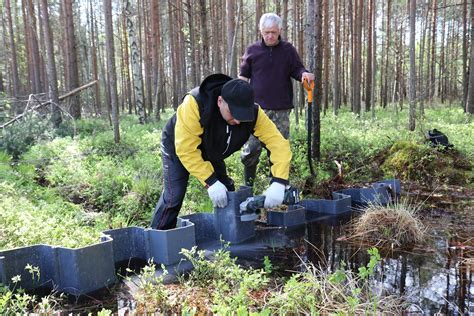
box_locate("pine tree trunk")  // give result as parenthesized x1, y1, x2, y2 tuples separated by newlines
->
(463, 0, 468, 111)
(365, 0, 373, 112)
(229, 3, 241, 78)
(429, 0, 437, 103)
(25, 0, 42, 94)
(292, 0, 299, 127)
(352, 0, 362, 115)
(200, 0, 210, 77)
(332, 0, 340, 115)
(409, 0, 417, 130)
(5, 0, 21, 113)
(397, 17, 405, 111)
(371, 0, 376, 119)
(256, 0, 262, 40)
(322, 0, 329, 114)
(168, 0, 178, 109)
(314, 0, 322, 161)
(40, 0, 61, 126)
(64, 0, 80, 119)
(226, 0, 235, 75)
(281, 0, 288, 39)
(186, 0, 198, 86)
(121, 10, 132, 114)
(103, 0, 120, 142)
(438, 0, 446, 103)
(90, 0, 101, 115)
(467, 0, 474, 114)
(382, 0, 391, 108)
(141, 0, 151, 117)
(177, 0, 187, 94)
(419, 0, 429, 116)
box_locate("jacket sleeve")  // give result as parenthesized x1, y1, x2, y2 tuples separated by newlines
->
(289, 44, 308, 82)
(174, 95, 216, 186)
(252, 107, 292, 185)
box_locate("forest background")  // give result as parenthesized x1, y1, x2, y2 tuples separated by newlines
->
(0, 0, 473, 134)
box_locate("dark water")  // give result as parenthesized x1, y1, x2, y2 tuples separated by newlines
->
(56, 194, 474, 315)
(303, 210, 473, 315)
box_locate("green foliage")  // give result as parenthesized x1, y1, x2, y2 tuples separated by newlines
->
(290, 106, 473, 186)
(263, 256, 273, 274)
(0, 182, 105, 249)
(129, 260, 170, 314)
(266, 247, 399, 315)
(0, 266, 64, 314)
(181, 245, 269, 313)
(55, 117, 110, 138)
(358, 248, 381, 280)
(0, 113, 55, 159)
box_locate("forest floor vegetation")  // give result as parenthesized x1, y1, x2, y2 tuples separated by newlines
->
(0, 104, 473, 314)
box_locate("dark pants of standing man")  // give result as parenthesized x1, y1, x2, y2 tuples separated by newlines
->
(151, 146, 235, 230)
(241, 109, 291, 187)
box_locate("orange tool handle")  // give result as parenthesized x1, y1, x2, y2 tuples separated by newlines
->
(303, 78, 315, 103)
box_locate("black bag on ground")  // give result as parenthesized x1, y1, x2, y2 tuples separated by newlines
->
(426, 129, 453, 148)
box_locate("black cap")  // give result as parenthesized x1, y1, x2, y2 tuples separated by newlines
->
(221, 79, 255, 122)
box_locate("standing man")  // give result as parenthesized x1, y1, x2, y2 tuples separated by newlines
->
(239, 13, 314, 187)
(151, 74, 292, 230)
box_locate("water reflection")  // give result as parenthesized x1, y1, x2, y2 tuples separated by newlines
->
(304, 211, 473, 315)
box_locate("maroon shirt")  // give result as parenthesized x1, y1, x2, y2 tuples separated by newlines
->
(239, 38, 308, 110)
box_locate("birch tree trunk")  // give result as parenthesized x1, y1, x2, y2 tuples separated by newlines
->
(125, 0, 145, 124)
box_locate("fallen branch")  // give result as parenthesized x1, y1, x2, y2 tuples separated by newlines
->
(0, 80, 98, 129)
(58, 80, 98, 101)
(0, 96, 49, 129)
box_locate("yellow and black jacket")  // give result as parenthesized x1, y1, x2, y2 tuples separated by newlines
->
(161, 74, 291, 187)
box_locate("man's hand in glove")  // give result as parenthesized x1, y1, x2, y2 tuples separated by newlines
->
(207, 180, 228, 208)
(263, 182, 285, 208)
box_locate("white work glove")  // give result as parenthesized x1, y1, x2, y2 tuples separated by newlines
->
(263, 182, 286, 208)
(207, 180, 228, 208)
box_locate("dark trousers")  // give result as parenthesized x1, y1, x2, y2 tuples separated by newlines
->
(150, 148, 235, 230)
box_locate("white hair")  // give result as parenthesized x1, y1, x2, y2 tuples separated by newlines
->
(259, 13, 282, 30)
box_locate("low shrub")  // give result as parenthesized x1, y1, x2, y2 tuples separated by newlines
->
(0, 113, 54, 159)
